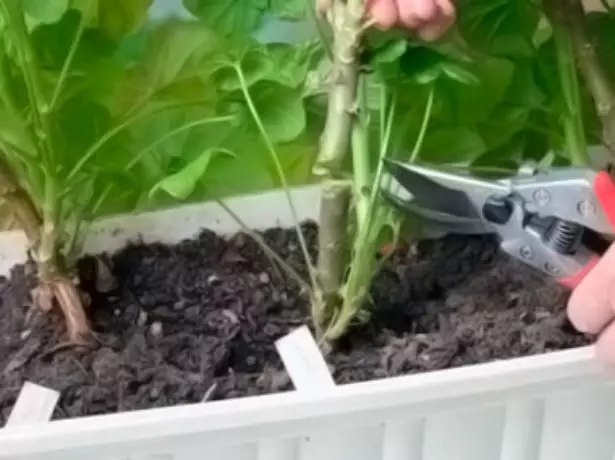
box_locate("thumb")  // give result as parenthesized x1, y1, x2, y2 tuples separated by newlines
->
(567, 245, 615, 335)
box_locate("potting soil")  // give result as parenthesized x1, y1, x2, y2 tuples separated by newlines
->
(0, 221, 590, 424)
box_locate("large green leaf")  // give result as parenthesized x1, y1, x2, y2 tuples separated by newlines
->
(23, 0, 69, 26)
(265, 41, 322, 89)
(138, 20, 222, 90)
(70, 0, 154, 39)
(399, 46, 480, 86)
(182, 0, 268, 36)
(268, 0, 306, 20)
(456, 0, 540, 57)
(238, 81, 306, 143)
(436, 57, 515, 126)
(419, 126, 486, 164)
(30, 9, 115, 71)
(149, 148, 235, 200)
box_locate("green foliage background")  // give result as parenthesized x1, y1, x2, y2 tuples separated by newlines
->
(1, 0, 615, 231)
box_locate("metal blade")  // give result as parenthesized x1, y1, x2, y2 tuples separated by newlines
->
(381, 189, 494, 236)
(383, 159, 482, 220)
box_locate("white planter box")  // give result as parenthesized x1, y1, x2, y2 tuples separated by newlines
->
(1, 185, 615, 460)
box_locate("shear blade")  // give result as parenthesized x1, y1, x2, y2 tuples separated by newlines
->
(381, 189, 494, 236)
(383, 158, 482, 220)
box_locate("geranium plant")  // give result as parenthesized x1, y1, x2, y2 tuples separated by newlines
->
(178, 0, 615, 345)
(3, 0, 614, 349)
(0, 0, 236, 343)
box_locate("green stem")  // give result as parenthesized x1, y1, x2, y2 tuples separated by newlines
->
(352, 75, 370, 229)
(551, 6, 589, 166)
(548, 0, 615, 158)
(234, 65, 318, 289)
(409, 86, 435, 164)
(2, 1, 61, 270)
(49, 6, 89, 111)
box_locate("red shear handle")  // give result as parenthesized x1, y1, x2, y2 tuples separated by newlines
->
(594, 170, 615, 229)
(558, 255, 601, 289)
(559, 171, 615, 289)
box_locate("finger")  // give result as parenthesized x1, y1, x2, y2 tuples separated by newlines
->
(417, 11, 454, 40)
(434, 0, 455, 18)
(366, 0, 398, 29)
(595, 320, 615, 364)
(398, 0, 435, 29)
(567, 245, 615, 334)
(315, 0, 332, 14)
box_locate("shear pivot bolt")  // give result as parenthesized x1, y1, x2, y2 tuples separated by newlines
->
(544, 262, 561, 276)
(520, 246, 533, 260)
(577, 200, 595, 217)
(533, 188, 551, 206)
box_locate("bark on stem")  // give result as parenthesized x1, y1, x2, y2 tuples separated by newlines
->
(313, 0, 363, 175)
(316, 181, 351, 299)
(546, 0, 615, 155)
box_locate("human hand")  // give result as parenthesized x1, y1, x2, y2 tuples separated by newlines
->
(317, 0, 456, 41)
(568, 245, 615, 363)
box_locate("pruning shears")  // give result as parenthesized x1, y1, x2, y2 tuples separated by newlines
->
(381, 158, 615, 290)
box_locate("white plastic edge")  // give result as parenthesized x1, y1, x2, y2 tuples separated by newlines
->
(0, 185, 322, 277)
(0, 180, 609, 457)
(275, 325, 336, 393)
(5, 382, 59, 428)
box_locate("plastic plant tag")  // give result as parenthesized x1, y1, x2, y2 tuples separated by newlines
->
(6, 381, 60, 427)
(275, 325, 336, 392)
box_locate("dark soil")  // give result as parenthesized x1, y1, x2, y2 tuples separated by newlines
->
(0, 221, 591, 425)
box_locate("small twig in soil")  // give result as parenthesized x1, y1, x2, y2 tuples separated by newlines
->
(201, 382, 218, 402)
(213, 196, 311, 293)
(38, 340, 95, 361)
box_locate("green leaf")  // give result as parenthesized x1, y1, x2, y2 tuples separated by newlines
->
(440, 57, 515, 125)
(269, 0, 306, 20)
(420, 127, 486, 164)
(149, 148, 235, 200)
(23, 0, 69, 26)
(212, 43, 277, 92)
(369, 39, 408, 65)
(139, 20, 222, 90)
(182, 0, 268, 36)
(457, 0, 540, 57)
(265, 41, 321, 88)
(247, 81, 306, 143)
(30, 9, 115, 71)
(469, 136, 525, 179)
(70, 0, 153, 39)
(399, 46, 480, 86)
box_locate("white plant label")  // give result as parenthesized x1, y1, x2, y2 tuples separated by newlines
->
(275, 325, 336, 392)
(6, 381, 60, 426)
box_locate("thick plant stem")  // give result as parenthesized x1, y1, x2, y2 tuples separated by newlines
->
(2, 2, 91, 342)
(313, 0, 364, 337)
(547, 0, 615, 157)
(313, 0, 363, 176)
(314, 180, 351, 332)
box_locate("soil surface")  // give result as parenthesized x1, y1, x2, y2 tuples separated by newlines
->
(0, 221, 591, 424)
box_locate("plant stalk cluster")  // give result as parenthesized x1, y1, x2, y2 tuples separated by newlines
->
(546, 0, 615, 159)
